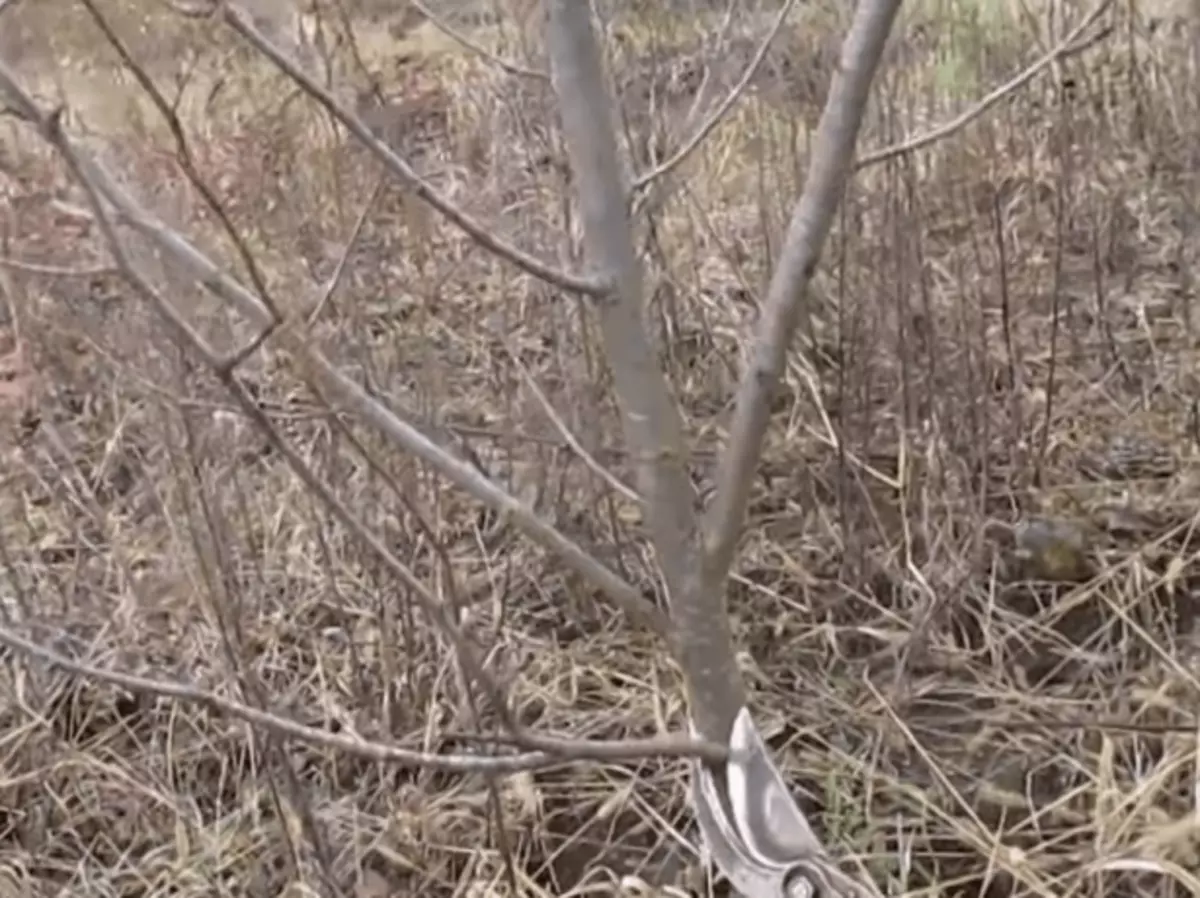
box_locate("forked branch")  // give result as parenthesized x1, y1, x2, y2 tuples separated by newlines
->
(0, 61, 728, 771)
(0, 59, 667, 637)
(546, 0, 903, 743)
(546, 1, 902, 894)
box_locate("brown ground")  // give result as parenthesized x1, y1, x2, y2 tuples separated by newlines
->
(2, 1, 1200, 897)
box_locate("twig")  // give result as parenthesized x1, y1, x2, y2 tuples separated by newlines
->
(631, 0, 799, 196)
(0, 256, 116, 277)
(80, 0, 282, 322)
(503, 341, 641, 504)
(856, 0, 1114, 170)
(696, 0, 904, 740)
(307, 170, 383, 327)
(409, 0, 548, 81)
(220, 1, 604, 297)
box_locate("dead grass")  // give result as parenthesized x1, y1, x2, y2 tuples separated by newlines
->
(1, 1, 1200, 896)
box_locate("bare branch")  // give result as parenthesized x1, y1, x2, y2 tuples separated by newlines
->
(409, 0, 549, 81)
(39, 98, 512, 728)
(503, 340, 640, 504)
(0, 624, 722, 771)
(308, 170, 384, 326)
(6, 87, 725, 771)
(543, 2, 699, 597)
(857, 0, 1114, 171)
(630, 0, 799, 196)
(0, 256, 115, 277)
(80, 0, 283, 322)
(219, 1, 605, 297)
(700, 0, 904, 609)
(0, 59, 667, 636)
(544, 0, 750, 775)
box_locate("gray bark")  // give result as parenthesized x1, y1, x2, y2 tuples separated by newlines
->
(544, 0, 902, 747)
(544, 2, 903, 883)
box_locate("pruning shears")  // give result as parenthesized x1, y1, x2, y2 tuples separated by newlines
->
(689, 707, 874, 898)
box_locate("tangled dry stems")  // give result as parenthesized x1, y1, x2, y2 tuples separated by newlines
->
(1, 2, 1199, 896)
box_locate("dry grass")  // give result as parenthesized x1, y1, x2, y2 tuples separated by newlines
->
(1, 1, 1200, 896)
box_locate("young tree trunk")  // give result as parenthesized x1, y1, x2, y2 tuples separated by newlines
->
(545, 0, 903, 887)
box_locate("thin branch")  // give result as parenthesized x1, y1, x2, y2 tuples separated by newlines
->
(631, 0, 799, 196)
(503, 341, 640, 504)
(625, 4, 739, 227)
(409, 0, 548, 81)
(545, 0, 752, 788)
(80, 0, 282, 321)
(0, 256, 116, 277)
(220, 1, 604, 298)
(0, 59, 667, 636)
(307, 170, 383, 327)
(0, 623, 721, 771)
(42, 100, 510, 726)
(543, 0, 700, 608)
(214, 370, 716, 764)
(700, 0, 904, 604)
(856, 0, 1113, 171)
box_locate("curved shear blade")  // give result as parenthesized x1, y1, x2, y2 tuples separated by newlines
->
(726, 706, 822, 864)
(689, 716, 784, 897)
(690, 752, 786, 897)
